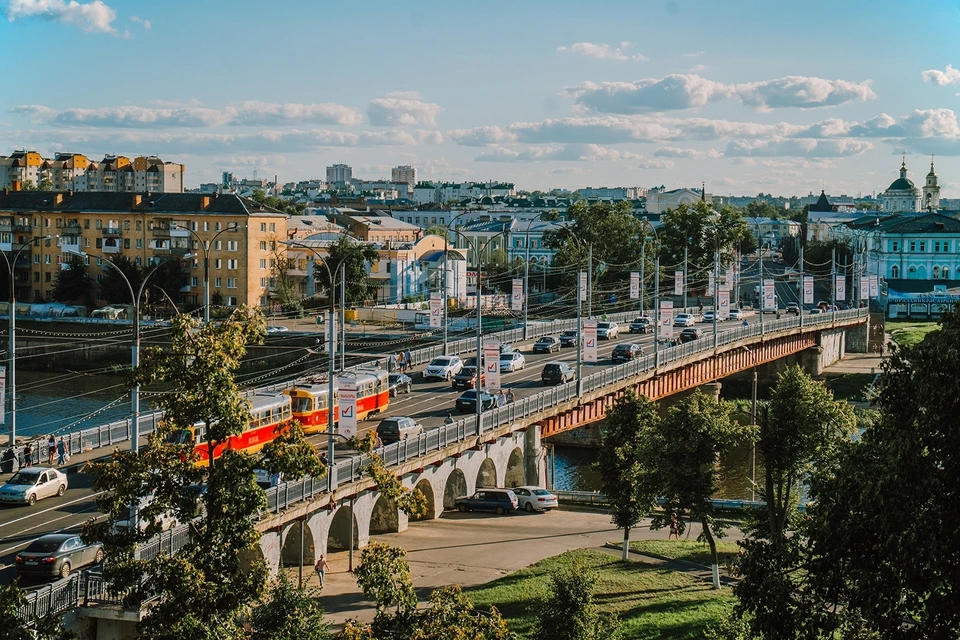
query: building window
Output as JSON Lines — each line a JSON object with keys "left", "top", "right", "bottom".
{"left": 260, "top": 259, "right": 267, "bottom": 269}
{"left": 269, "top": 223, "right": 275, "bottom": 232}
{"left": 215, "top": 222, "right": 222, "bottom": 231}
{"left": 215, "top": 259, "right": 222, "bottom": 269}
{"left": 136, "top": 221, "right": 142, "bottom": 231}
{"left": 260, "top": 223, "right": 267, "bottom": 232}
{"left": 215, "top": 277, "right": 222, "bottom": 287}
{"left": 136, "top": 239, "right": 143, "bottom": 248}
{"left": 891, "top": 265, "right": 899, "bottom": 278}
{"left": 944, "top": 267, "right": 951, "bottom": 279}
{"left": 227, "top": 240, "right": 238, "bottom": 251}
{"left": 261, "top": 277, "right": 268, "bottom": 287}
{"left": 124, "top": 220, "right": 131, "bottom": 230}
{"left": 260, "top": 241, "right": 267, "bottom": 251}
{"left": 227, "top": 259, "right": 238, "bottom": 270}
{"left": 920, "top": 241, "right": 926, "bottom": 252}
{"left": 226, "top": 278, "right": 237, "bottom": 289}
{"left": 191, "top": 277, "right": 198, "bottom": 287}
{"left": 934, "top": 266, "right": 941, "bottom": 279}
{"left": 204, "top": 222, "right": 210, "bottom": 231}
{"left": 124, "top": 239, "right": 131, "bottom": 249}
{"left": 935, "top": 241, "right": 942, "bottom": 252}
{"left": 45, "top": 272, "right": 51, "bottom": 282}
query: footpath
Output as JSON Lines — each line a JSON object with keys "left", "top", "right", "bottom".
{"left": 291, "top": 508, "right": 740, "bottom": 629}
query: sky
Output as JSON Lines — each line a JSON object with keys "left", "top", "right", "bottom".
{"left": 3, "top": 0, "right": 960, "bottom": 197}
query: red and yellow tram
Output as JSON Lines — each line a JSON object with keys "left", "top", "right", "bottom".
{"left": 282, "top": 368, "right": 390, "bottom": 434}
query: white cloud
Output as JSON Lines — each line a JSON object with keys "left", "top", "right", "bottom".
{"left": 367, "top": 92, "right": 441, "bottom": 126}
{"left": 725, "top": 138, "right": 872, "bottom": 158}
{"left": 653, "top": 146, "right": 721, "bottom": 159}
{"left": 556, "top": 41, "right": 646, "bottom": 62}
{"left": 735, "top": 76, "right": 875, "bottom": 110}
{"left": 638, "top": 158, "right": 675, "bottom": 169}
{"left": 475, "top": 143, "right": 640, "bottom": 163}
{"left": 511, "top": 116, "right": 676, "bottom": 144}
{"left": 549, "top": 167, "right": 591, "bottom": 175}
{"left": 795, "top": 109, "right": 960, "bottom": 139}
{"left": 6, "top": 0, "right": 117, "bottom": 34}
{"left": 447, "top": 125, "right": 517, "bottom": 146}
{"left": 11, "top": 102, "right": 365, "bottom": 127}
{"left": 130, "top": 15, "right": 150, "bottom": 29}
{"left": 921, "top": 64, "right": 960, "bottom": 86}
{"left": 569, "top": 74, "right": 732, "bottom": 113}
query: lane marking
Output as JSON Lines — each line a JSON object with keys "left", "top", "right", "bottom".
{"left": 0, "top": 491, "right": 104, "bottom": 531}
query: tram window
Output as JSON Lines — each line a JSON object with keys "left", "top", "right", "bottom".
{"left": 291, "top": 397, "right": 312, "bottom": 413}
{"left": 166, "top": 429, "right": 194, "bottom": 445}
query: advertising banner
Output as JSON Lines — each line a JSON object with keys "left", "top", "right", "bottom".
{"left": 429, "top": 292, "right": 442, "bottom": 328}
{"left": 718, "top": 288, "right": 730, "bottom": 320}
{"left": 707, "top": 272, "right": 715, "bottom": 297}
{"left": 337, "top": 378, "right": 357, "bottom": 438}
{"left": 803, "top": 276, "right": 814, "bottom": 305}
{"left": 579, "top": 271, "right": 587, "bottom": 301}
{"left": 674, "top": 271, "right": 684, "bottom": 296}
{"left": 483, "top": 341, "right": 501, "bottom": 390}
{"left": 583, "top": 320, "right": 598, "bottom": 363}
{"left": 859, "top": 276, "right": 869, "bottom": 301}
{"left": 511, "top": 278, "right": 523, "bottom": 311}
{"left": 869, "top": 275, "right": 879, "bottom": 298}
{"left": 725, "top": 266, "right": 734, "bottom": 287}
{"left": 660, "top": 301, "right": 674, "bottom": 340}
{"left": 836, "top": 275, "right": 846, "bottom": 301}
{"left": 763, "top": 278, "right": 776, "bottom": 311}
{"left": 629, "top": 272, "right": 640, "bottom": 299}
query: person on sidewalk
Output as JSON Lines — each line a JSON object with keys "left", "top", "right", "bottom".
{"left": 47, "top": 436, "right": 56, "bottom": 465}
{"left": 444, "top": 413, "right": 455, "bottom": 425}
{"left": 668, "top": 513, "right": 680, "bottom": 541}
{"left": 315, "top": 554, "right": 329, "bottom": 588}
{"left": 23, "top": 443, "right": 32, "bottom": 467}
{"left": 56, "top": 437, "right": 68, "bottom": 466}
{"left": 505, "top": 388, "right": 515, "bottom": 404}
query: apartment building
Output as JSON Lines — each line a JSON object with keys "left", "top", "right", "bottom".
{"left": 0, "top": 191, "right": 285, "bottom": 307}
{"left": 0, "top": 151, "right": 184, "bottom": 193}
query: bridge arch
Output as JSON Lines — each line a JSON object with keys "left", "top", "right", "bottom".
{"left": 411, "top": 478, "right": 436, "bottom": 521}
{"left": 443, "top": 468, "right": 468, "bottom": 510}
{"left": 369, "top": 495, "right": 400, "bottom": 534}
{"left": 476, "top": 458, "right": 498, "bottom": 488}
{"left": 280, "top": 519, "right": 316, "bottom": 567}
{"left": 504, "top": 447, "right": 524, "bottom": 488}
{"left": 245, "top": 533, "right": 275, "bottom": 577}
{"left": 328, "top": 504, "right": 360, "bottom": 550}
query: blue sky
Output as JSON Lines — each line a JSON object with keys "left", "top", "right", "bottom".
{"left": 3, "top": 0, "right": 960, "bottom": 197}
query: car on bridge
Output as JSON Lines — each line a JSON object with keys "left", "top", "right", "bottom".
{"left": 422, "top": 356, "right": 464, "bottom": 381}
{"left": 375, "top": 417, "right": 424, "bottom": 444}
{"left": 541, "top": 361, "right": 575, "bottom": 385}
{"left": 611, "top": 343, "right": 643, "bottom": 363}
{"left": 729, "top": 308, "right": 744, "bottom": 320}
{"left": 500, "top": 351, "right": 526, "bottom": 372}
{"left": 452, "top": 366, "right": 485, "bottom": 390}
{"left": 453, "top": 488, "right": 519, "bottom": 515}
{"left": 679, "top": 327, "right": 704, "bottom": 343}
{"left": 559, "top": 330, "right": 579, "bottom": 347}
{"left": 512, "top": 486, "right": 558, "bottom": 512}
{"left": 15, "top": 534, "right": 104, "bottom": 580}
{"left": 675, "top": 313, "right": 696, "bottom": 327}
{"left": 596, "top": 321, "right": 620, "bottom": 339}
{"left": 0, "top": 467, "right": 68, "bottom": 506}
{"left": 702, "top": 310, "right": 719, "bottom": 322}
{"left": 532, "top": 336, "right": 561, "bottom": 353}
{"left": 785, "top": 303, "right": 800, "bottom": 315}
{"left": 629, "top": 317, "right": 652, "bottom": 333}
{"left": 455, "top": 389, "right": 498, "bottom": 413}
{"left": 388, "top": 373, "right": 412, "bottom": 396}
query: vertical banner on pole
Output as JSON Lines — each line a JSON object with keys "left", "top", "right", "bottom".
{"left": 578, "top": 272, "right": 587, "bottom": 300}
{"left": 836, "top": 275, "right": 846, "bottom": 301}
{"left": 763, "top": 279, "right": 775, "bottom": 311}
{"left": 803, "top": 276, "right": 814, "bottom": 305}
{"left": 511, "top": 279, "right": 523, "bottom": 311}
{"left": 0, "top": 365, "right": 5, "bottom": 424}
{"left": 659, "top": 301, "right": 674, "bottom": 340}
{"left": 859, "top": 277, "right": 869, "bottom": 301}
{"left": 718, "top": 288, "right": 730, "bottom": 320}
{"left": 337, "top": 378, "right": 357, "bottom": 438}
{"left": 707, "top": 272, "right": 715, "bottom": 297}
{"left": 583, "top": 320, "right": 598, "bottom": 363}
{"left": 869, "top": 275, "right": 879, "bottom": 298}
{"left": 483, "top": 341, "right": 501, "bottom": 390}
{"left": 674, "top": 271, "right": 684, "bottom": 296}
{"left": 629, "top": 272, "right": 640, "bottom": 299}
{"left": 429, "top": 292, "right": 442, "bottom": 328}
{"left": 725, "top": 266, "right": 734, "bottom": 287}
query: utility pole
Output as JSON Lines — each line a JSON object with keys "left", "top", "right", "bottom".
{"left": 587, "top": 244, "right": 593, "bottom": 318}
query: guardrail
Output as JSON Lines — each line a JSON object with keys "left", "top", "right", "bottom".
{"left": 17, "top": 308, "right": 866, "bottom": 625}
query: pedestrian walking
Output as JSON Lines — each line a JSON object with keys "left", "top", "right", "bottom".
{"left": 668, "top": 513, "right": 680, "bottom": 541}
{"left": 56, "top": 437, "right": 68, "bottom": 466}
{"left": 396, "top": 352, "right": 405, "bottom": 373}
{"left": 404, "top": 350, "right": 413, "bottom": 373}
{"left": 47, "top": 435, "right": 56, "bottom": 465}
{"left": 315, "top": 554, "right": 329, "bottom": 587}
{"left": 23, "top": 443, "right": 32, "bottom": 467}
{"left": 505, "top": 388, "right": 515, "bottom": 404}
{"left": 496, "top": 390, "right": 507, "bottom": 407}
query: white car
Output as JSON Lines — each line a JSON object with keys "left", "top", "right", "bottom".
{"left": 500, "top": 351, "right": 526, "bottom": 372}
{"left": 729, "top": 308, "right": 744, "bottom": 320}
{"left": 422, "top": 355, "right": 464, "bottom": 381}
{"left": 674, "top": 313, "right": 696, "bottom": 327}
{"left": 596, "top": 321, "right": 620, "bottom": 339}
{"left": 512, "top": 486, "right": 559, "bottom": 512}
{"left": 0, "top": 467, "right": 68, "bottom": 506}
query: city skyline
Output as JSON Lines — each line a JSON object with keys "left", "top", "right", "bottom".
{"left": 3, "top": 0, "right": 960, "bottom": 196}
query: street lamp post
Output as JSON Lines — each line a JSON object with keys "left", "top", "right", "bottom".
{"left": 522, "top": 212, "right": 549, "bottom": 341}
{"left": 441, "top": 211, "right": 480, "bottom": 355}
{"left": 2, "top": 235, "right": 53, "bottom": 446}
{"left": 171, "top": 222, "right": 243, "bottom": 323}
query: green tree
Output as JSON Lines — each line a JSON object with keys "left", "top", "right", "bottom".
{"left": 271, "top": 237, "right": 303, "bottom": 314}
{"left": 659, "top": 202, "right": 749, "bottom": 292}
{"left": 251, "top": 189, "right": 305, "bottom": 215}
{"left": 534, "top": 559, "right": 621, "bottom": 640}
{"left": 37, "top": 178, "right": 55, "bottom": 191}
{"left": 149, "top": 258, "right": 189, "bottom": 308}
{"left": 51, "top": 254, "right": 93, "bottom": 305}
{"left": 249, "top": 573, "right": 330, "bottom": 640}
{"left": 313, "top": 236, "right": 380, "bottom": 306}
{"left": 98, "top": 255, "right": 143, "bottom": 304}
{"left": 645, "top": 391, "right": 751, "bottom": 588}
{"left": 596, "top": 391, "right": 660, "bottom": 560}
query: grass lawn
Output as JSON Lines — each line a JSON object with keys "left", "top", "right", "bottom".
{"left": 627, "top": 540, "right": 742, "bottom": 567}
{"left": 887, "top": 320, "right": 940, "bottom": 347}
{"left": 466, "top": 549, "right": 735, "bottom": 640}
{"left": 822, "top": 373, "right": 876, "bottom": 401}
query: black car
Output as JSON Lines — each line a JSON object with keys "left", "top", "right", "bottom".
{"left": 611, "top": 343, "right": 643, "bottom": 363}
{"left": 455, "top": 389, "right": 498, "bottom": 413}
{"left": 629, "top": 317, "right": 652, "bottom": 334}
{"left": 388, "top": 373, "right": 412, "bottom": 396}
{"left": 679, "top": 327, "right": 704, "bottom": 343}
{"left": 541, "top": 361, "right": 575, "bottom": 385}
{"left": 532, "top": 336, "right": 561, "bottom": 354}
{"left": 15, "top": 534, "right": 104, "bottom": 580}
{"left": 559, "top": 330, "right": 579, "bottom": 347}
{"left": 453, "top": 489, "right": 519, "bottom": 515}
{"left": 452, "top": 366, "right": 484, "bottom": 390}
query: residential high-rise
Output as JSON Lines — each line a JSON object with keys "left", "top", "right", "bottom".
{"left": 326, "top": 163, "right": 353, "bottom": 186}
{"left": 391, "top": 165, "right": 417, "bottom": 188}
{"left": 0, "top": 150, "right": 184, "bottom": 193}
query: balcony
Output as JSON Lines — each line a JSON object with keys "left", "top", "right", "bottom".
{"left": 101, "top": 227, "right": 122, "bottom": 237}
{"left": 102, "top": 243, "right": 121, "bottom": 254}
{"left": 13, "top": 224, "right": 32, "bottom": 233}
{"left": 60, "top": 225, "right": 82, "bottom": 236}
{"left": 152, "top": 227, "right": 171, "bottom": 238}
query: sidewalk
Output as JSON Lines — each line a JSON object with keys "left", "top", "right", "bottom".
{"left": 0, "top": 440, "right": 110, "bottom": 482}
{"left": 821, "top": 332, "right": 892, "bottom": 376}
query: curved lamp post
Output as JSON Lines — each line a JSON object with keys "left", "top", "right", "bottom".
{"left": 2, "top": 234, "right": 54, "bottom": 446}
{"left": 171, "top": 222, "right": 244, "bottom": 323}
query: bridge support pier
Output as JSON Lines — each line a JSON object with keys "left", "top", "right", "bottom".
{"left": 524, "top": 423, "right": 546, "bottom": 487}
{"left": 845, "top": 321, "right": 870, "bottom": 353}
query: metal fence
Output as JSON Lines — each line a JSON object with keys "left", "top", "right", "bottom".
{"left": 17, "top": 308, "right": 866, "bottom": 625}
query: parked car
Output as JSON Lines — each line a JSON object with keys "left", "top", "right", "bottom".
{"left": 452, "top": 366, "right": 485, "bottom": 390}
{"left": 679, "top": 327, "right": 704, "bottom": 343}
{"left": 375, "top": 417, "right": 424, "bottom": 444}
{"left": 629, "top": 317, "right": 652, "bottom": 333}
{"left": 559, "top": 330, "right": 579, "bottom": 347}
{"left": 532, "top": 336, "right": 561, "bottom": 354}
{"left": 611, "top": 343, "right": 643, "bottom": 363}
{"left": 512, "top": 486, "right": 558, "bottom": 512}
{"left": 422, "top": 356, "right": 463, "bottom": 381}
{"left": 388, "top": 373, "right": 412, "bottom": 396}
{"left": 541, "top": 361, "right": 575, "bottom": 385}
{"left": 15, "top": 534, "right": 104, "bottom": 580}
{"left": 596, "top": 321, "right": 619, "bottom": 339}
{"left": 729, "top": 308, "right": 744, "bottom": 320}
{"left": 674, "top": 313, "right": 696, "bottom": 327}
{"left": 785, "top": 303, "right": 800, "bottom": 315}
{"left": 454, "top": 488, "right": 519, "bottom": 515}
{"left": 455, "top": 390, "right": 498, "bottom": 413}
{"left": 0, "top": 467, "right": 68, "bottom": 506}
{"left": 499, "top": 351, "right": 526, "bottom": 372}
